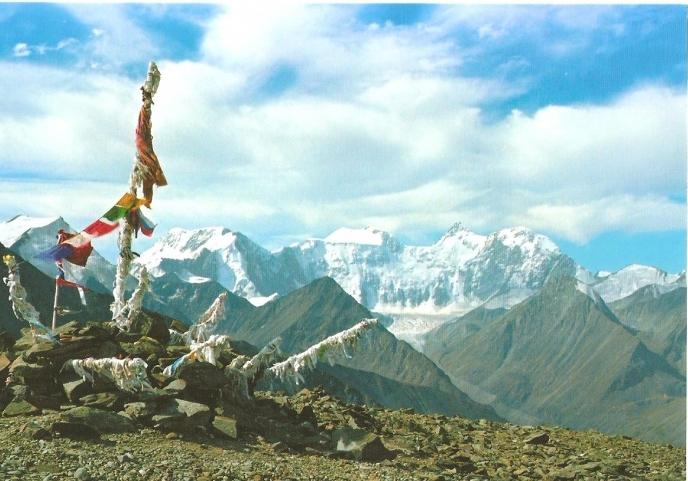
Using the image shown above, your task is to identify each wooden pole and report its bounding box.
[51,275,60,331]
[111,61,161,327]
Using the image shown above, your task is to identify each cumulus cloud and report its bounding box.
[516,195,686,243]
[12,43,30,57]
[0,5,684,251]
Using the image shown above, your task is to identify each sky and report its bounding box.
[0,4,685,273]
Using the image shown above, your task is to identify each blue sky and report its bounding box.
[0,4,685,273]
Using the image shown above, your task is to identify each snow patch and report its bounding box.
[249,293,280,307]
[324,227,390,246]
[0,215,62,247]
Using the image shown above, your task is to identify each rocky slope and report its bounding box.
[225,277,499,420]
[423,274,686,446]
[0,388,684,481]
[610,284,687,374]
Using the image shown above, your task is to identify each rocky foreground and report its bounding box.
[0,387,683,481]
[0,316,684,481]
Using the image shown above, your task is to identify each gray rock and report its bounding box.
[2,399,40,417]
[331,426,395,461]
[50,421,100,440]
[123,402,156,421]
[73,467,90,480]
[177,362,227,391]
[61,406,136,433]
[525,432,549,445]
[212,416,238,440]
[154,398,212,432]
[130,312,170,344]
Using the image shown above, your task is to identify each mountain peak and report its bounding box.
[324,227,395,247]
[0,214,67,248]
[493,226,559,253]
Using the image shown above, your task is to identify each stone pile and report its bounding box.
[0,314,395,462]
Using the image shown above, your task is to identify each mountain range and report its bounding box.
[422,273,685,446]
[0,214,684,445]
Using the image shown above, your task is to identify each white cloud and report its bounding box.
[0,6,684,251]
[12,43,30,57]
[62,5,158,69]
[516,195,686,243]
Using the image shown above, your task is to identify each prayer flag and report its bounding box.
[136,103,167,206]
[37,193,147,265]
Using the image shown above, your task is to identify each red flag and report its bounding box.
[136,102,167,206]
[57,230,93,267]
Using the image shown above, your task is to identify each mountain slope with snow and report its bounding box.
[134,223,582,345]
[590,264,682,303]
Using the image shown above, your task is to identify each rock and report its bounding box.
[0,353,13,374]
[525,432,549,445]
[20,421,52,440]
[212,416,238,440]
[154,398,212,432]
[222,367,250,404]
[0,331,15,351]
[78,392,123,411]
[117,452,135,463]
[45,338,121,365]
[163,379,187,396]
[177,362,227,391]
[2,399,41,416]
[73,467,90,480]
[123,402,157,421]
[62,380,94,403]
[331,427,395,461]
[170,320,188,334]
[50,421,100,440]
[121,336,166,359]
[296,404,318,429]
[8,357,50,384]
[130,311,170,345]
[61,406,136,433]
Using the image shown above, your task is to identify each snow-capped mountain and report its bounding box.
[4,215,683,349]
[0,215,115,293]
[589,264,683,303]
[134,222,579,344]
[282,223,568,314]
[136,227,304,299]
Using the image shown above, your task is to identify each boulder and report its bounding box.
[130,312,170,345]
[154,398,212,432]
[332,426,395,461]
[20,420,52,440]
[9,357,50,384]
[170,320,188,334]
[50,421,100,440]
[525,432,550,445]
[121,336,166,359]
[62,378,116,403]
[0,353,12,382]
[78,392,124,411]
[0,331,15,351]
[212,416,238,439]
[163,379,187,396]
[123,401,157,421]
[61,406,136,433]
[44,338,121,365]
[177,362,227,391]
[2,399,41,416]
